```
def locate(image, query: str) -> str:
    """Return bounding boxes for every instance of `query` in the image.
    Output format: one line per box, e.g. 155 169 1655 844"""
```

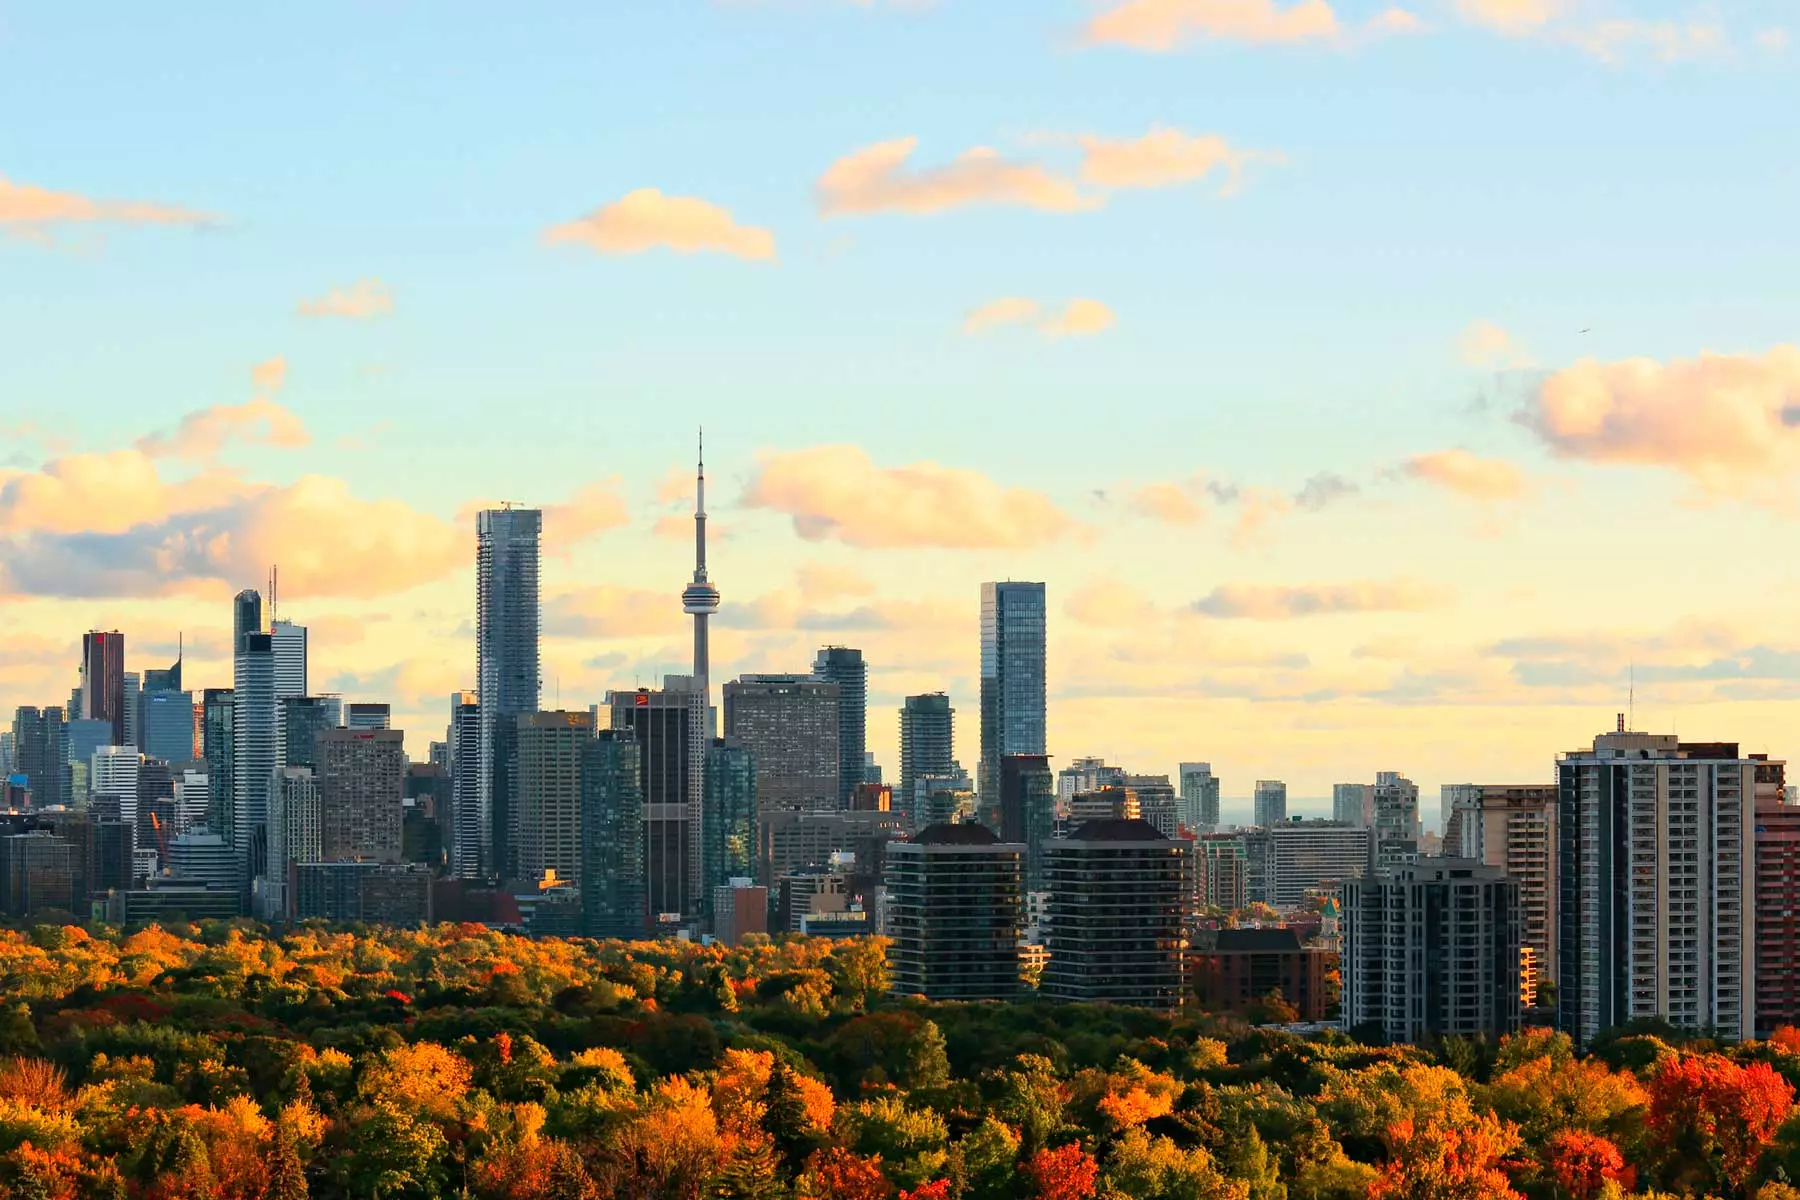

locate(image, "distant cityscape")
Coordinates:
3 440 1797 1050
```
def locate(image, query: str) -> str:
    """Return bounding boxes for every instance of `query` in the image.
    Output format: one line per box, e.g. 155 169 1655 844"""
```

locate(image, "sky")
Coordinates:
3 0 1799 822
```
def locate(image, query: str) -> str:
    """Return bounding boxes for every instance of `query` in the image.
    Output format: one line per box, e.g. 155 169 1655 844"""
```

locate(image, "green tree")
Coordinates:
267 1126 309 1200
827 938 890 1012
344 1102 451 1198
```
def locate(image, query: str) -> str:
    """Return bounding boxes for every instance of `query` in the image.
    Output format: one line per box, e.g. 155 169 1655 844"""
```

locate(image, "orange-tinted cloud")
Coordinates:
1084 0 1341 49
136 399 310 462
0 174 216 235
0 450 248 536
1193 578 1451 618
1457 0 1557 34
1078 127 1275 193
544 585 686 638
544 188 776 260
1401 448 1529 501
963 297 1042 334
744 445 1078 549
1066 581 1160 627
541 480 631 551
817 137 1098 217
1131 481 1205 526
1042 299 1116 338
1562 18 1725 62
1520 345 1800 496
795 562 877 601
965 297 1114 338
297 278 395 320
1460 320 1531 369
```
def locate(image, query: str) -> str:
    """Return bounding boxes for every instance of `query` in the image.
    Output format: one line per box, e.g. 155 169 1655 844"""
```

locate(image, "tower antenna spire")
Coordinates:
682 426 722 709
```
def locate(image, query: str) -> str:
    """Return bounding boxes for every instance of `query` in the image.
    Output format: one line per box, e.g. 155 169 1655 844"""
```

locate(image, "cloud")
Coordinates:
541 480 631 551
1518 345 1800 497
250 356 289 393
136 399 310 462
816 137 1098 217
544 188 776 260
1400 449 1529 501
0 174 216 238
1456 0 1556 34
544 586 685 639
0 450 249 536
1131 480 1205 527
1077 127 1277 193
744 444 1078 549
795 562 877 601
297 278 395 320
1460 320 1531 369
1192 578 1451 619
1294 472 1359 511
1042 299 1116 338
1560 18 1725 62
1757 27 1789 52
1082 0 1342 50
1066 581 1160 627
963 298 1042 335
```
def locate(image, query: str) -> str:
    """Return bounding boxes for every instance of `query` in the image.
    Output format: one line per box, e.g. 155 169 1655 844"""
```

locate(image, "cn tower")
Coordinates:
681 430 721 707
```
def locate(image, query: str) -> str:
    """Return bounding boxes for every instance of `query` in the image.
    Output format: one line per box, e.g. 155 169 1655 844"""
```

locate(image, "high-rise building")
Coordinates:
270 619 308 700
91 747 142 826
1196 834 1249 910
346 702 391 731
232 609 277 892
999 754 1055 892
1069 786 1139 825
166 830 237 893
704 739 757 907
512 711 595 887
140 691 198 766
900 694 954 824
1343 859 1522 1044
723 675 840 813
1556 728 1780 1044
477 506 542 884
609 679 705 924
1179 763 1222 834
1755 792 1800 1038
1124 773 1179 839
447 691 482 879
813 647 866 809
1332 783 1374 827
201 689 233 837
120 672 141 749
11 707 66 810
1267 819 1369 909
1057 757 1127 803
1043 819 1188 1008
277 767 323 871
81 631 127 746
142 646 181 696
1456 784 1557 1004
1253 780 1287 828
886 824 1024 1001
317 728 405 864
234 590 262 645
681 435 721 729
1372 771 1420 870
64 719 113 806
979 582 1046 811
581 730 648 939
0 832 77 917
282 696 343 770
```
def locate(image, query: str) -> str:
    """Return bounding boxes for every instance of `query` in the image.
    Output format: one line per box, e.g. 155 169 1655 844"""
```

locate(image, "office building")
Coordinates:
295 861 432 925
270 618 307 699
0 831 77 916
1267 820 1370 910
80 631 127 745
1069 786 1139 825
11 707 66 810
1372 771 1420 870
447 691 482 879
704 739 757 904
1057 756 1126 803
108 880 241 925
1332 783 1374 828
608 679 705 923
513 711 595 886
1125 773 1179 839
1043 819 1188 1008
172 769 209 831
1253 780 1288 829
139 690 198 766
201 689 233 838
276 767 323 874
1194 928 1334 1021
1343 859 1522 1044
1455 784 1557 1003
913 775 975 831
282 696 343 770
1196 834 1249 910
233 610 277 891
813 647 866 808
1179 763 1222 833
346 702 391 731
91 746 142 826
899 693 954 826
724 675 840 813
317 728 405 863
999 754 1054 891
166 830 237 893
142 648 181 696
760 810 905 887
1556 728 1781 1044
1756 794 1800 1037
63 719 112 807
1241 828 1272 905
886 824 1024 1001
979 581 1047 811
712 879 768 945
120 673 141 749
850 782 891 812
581 730 647 939
477 506 542 883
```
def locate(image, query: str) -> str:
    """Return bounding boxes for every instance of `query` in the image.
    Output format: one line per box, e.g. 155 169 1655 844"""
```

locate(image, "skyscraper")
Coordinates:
90 746 141 826
447 691 482 879
704 738 758 908
512 710 596 886
723 675 840 814
346 703 392 730
1179 763 1222 833
681 433 721 722
1372 771 1420 870
609 680 706 925
281 696 343 770
813 647 866 808
120 672 140 749
318 728 406 863
1457 784 1557 1006
1043 819 1189 1008
232 604 277 896
899 693 954 823
979 582 1046 809
201 689 233 837
80 631 127 746
1253 780 1287 828
1332 783 1374 827
886 824 1025 1001
582 730 647 939
140 691 198 766
477 506 541 883
270 619 308 699
11 707 66 810
999 754 1055 891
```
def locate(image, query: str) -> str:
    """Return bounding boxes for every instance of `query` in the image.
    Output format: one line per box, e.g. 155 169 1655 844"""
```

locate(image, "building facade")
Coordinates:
899 693 954 827
703 739 757 907
281 696 342 771
1253 780 1287 828
979 582 1046 811
814 647 866 809
1267 820 1370 910
1457 784 1557 1002
1332 783 1374 827
1179 763 1222 833
1194 928 1334 1021
80 630 127 746
1043 818 1188 1008
999 753 1055 892
886 823 1024 1001
1755 794 1800 1037
512 710 595 886
581 730 647 939
477 506 542 884
609 679 706 924
1372 771 1421 870
317 728 405 863
232 603 277 892
724 675 840 814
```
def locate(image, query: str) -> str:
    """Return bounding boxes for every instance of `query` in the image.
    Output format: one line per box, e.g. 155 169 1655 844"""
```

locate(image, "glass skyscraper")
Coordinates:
704 738 758 909
979 582 1047 808
900 692 955 829
581 730 647 939
476 507 541 884
812 647 866 808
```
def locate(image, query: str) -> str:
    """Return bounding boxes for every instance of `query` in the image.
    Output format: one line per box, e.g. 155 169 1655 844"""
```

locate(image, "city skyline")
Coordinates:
5 5 1800 797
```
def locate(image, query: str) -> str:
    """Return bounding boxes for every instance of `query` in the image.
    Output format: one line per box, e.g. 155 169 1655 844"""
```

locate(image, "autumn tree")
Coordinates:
1368 1111 1523 1200
1545 1130 1632 1200
1646 1053 1795 1195
1024 1143 1100 1200
802 1147 890 1200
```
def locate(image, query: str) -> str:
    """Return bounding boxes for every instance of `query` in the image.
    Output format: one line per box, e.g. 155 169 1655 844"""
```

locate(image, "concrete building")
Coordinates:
814 647 866 809
91 746 141 826
1343 858 1522 1044
1043 818 1188 1008
317 728 405 863
1125 774 1180 839
1196 833 1250 910
477 506 542 884
1194 928 1335 1021
108 880 241 925
1057 756 1126 803
1267 820 1370 909
712 878 768 945
276 767 323 871
1179 763 1222 834
886 823 1024 1001
295 861 433 925
1000 754 1055 891
979 582 1046 812
581 730 647 939
1755 794 1800 1037
1253 780 1287 829
80 630 127 746
1070 786 1139 825
1372 771 1421 870
0 831 77 916
512 711 595 887
723 675 840 814
1555 728 1782 1044
760 809 904 889
608 678 706 926
899 693 954 828
166 830 237 893
447 691 482 879
1332 783 1374 828
1454 784 1558 1003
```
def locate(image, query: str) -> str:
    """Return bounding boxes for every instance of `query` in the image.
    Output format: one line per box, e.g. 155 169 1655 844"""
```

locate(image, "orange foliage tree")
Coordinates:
1546 1129 1633 1200
1024 1143 1099 1200
1646 1053 1796 1194
1369 1112 1523 1200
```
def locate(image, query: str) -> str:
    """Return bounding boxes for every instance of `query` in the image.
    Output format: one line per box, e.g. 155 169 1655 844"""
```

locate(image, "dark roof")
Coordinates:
1215 928 1305 953
1067 817 1167 842
913 822 1000 846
